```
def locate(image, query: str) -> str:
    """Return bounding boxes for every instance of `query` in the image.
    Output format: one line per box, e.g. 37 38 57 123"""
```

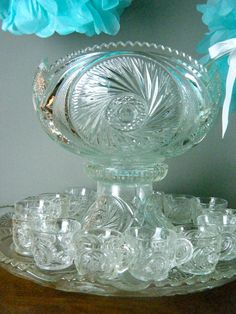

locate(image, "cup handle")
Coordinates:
174 238 193 266
220 232 236 260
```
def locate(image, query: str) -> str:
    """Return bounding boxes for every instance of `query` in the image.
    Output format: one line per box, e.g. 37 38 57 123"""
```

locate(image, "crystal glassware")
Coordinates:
12 214 33 256
31 41 224 292
225 208 236 215
163 194 200 225
144 192 174 229
197 213 236 261
16 194 70 219
197 197 228 211
126 226 193 282
65 187 97 222
31 218 81 270
197 196 228 213
1 209 236 296
33 41 222 232
82 195 135 232
13 195 70 256
38 193 70 218
192 197 228 224
74 228 137 280
13 198 44 256
14 197 42 218
176 225 222 275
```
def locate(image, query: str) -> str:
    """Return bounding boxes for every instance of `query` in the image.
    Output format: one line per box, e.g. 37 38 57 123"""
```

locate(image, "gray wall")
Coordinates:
1 0 236 206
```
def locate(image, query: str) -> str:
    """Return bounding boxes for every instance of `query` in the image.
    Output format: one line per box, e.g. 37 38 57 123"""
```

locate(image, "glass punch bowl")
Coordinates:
32 41 223 229
33 41 221 173
1 41 231 296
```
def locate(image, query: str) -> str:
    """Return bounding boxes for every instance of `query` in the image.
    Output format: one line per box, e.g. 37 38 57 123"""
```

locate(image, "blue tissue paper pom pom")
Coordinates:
197 0 236 110
0 0 132 37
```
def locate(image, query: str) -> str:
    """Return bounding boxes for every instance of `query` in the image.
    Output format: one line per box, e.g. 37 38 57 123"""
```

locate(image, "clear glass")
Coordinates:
65 187 97 221
31 218 81 270
12 215 33 256
33 41 222 229
191 197 228 224
15 194 70 219
226 208 236 215
143 192 174 229
28 41 229 294
73 228 137 280
13 194 71 257
197 196 228 212
176 225 222 275
14 198 41 219
197 213 236 261
125 227 193 282
0 209 236 296
163 194 200 225
38 193 70 218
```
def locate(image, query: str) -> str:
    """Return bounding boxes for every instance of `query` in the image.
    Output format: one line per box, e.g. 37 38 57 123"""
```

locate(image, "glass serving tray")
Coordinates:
0 207 235 297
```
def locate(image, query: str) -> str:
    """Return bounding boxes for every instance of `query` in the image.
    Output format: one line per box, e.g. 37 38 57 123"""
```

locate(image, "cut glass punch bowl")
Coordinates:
33 41 221 174
1 42 234 297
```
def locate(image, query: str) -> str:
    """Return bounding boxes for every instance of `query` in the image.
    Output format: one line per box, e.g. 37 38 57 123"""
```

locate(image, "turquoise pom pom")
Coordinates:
197 0 236 110
0 0 132 37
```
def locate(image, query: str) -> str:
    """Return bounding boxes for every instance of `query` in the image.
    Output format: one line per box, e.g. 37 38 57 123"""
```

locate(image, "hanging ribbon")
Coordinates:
209 38 236 137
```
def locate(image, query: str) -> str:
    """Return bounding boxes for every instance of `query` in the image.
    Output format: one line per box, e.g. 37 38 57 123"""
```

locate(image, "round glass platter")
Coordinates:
0 207 235 297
